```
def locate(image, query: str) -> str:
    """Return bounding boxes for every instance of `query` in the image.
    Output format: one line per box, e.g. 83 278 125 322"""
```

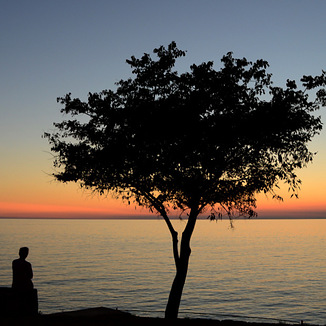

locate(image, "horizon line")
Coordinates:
1 216 326 220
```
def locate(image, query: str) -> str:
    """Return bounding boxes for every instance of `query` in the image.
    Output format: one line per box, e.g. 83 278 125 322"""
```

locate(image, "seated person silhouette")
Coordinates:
12 247 34 290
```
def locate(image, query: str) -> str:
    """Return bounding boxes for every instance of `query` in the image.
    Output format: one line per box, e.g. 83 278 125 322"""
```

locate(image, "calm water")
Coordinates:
0 218 325 324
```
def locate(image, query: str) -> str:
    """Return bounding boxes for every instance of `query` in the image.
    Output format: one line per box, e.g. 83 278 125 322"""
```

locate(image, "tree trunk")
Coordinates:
165 208 198 319
164 239 191 319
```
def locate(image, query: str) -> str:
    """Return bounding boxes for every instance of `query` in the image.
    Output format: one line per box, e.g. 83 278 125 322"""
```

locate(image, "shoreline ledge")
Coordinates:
0 307 315 326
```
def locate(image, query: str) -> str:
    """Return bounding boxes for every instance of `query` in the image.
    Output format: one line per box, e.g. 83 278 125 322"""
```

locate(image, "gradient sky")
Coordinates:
1 0 326 219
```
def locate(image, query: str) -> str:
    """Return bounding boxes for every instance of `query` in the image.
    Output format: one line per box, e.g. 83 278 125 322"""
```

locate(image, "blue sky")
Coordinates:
1 0 326 218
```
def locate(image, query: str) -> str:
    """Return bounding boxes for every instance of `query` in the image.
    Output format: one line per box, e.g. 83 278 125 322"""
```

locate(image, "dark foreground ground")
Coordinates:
0 307 308 326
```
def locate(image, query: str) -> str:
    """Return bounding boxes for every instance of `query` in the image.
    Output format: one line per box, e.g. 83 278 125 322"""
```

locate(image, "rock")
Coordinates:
0 287 38 316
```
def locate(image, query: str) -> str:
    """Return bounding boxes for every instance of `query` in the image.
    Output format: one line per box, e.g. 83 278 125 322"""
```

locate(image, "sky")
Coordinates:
1 0 326 219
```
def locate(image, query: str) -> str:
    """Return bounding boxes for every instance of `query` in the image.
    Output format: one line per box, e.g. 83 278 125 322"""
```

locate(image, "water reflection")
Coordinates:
0 218 325 324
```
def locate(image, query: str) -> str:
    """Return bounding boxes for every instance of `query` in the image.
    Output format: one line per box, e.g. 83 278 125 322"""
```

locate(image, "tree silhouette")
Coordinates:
44 42 325 319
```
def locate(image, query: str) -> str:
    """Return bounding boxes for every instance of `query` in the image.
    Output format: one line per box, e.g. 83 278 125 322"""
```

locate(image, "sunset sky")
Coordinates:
1 0 326 219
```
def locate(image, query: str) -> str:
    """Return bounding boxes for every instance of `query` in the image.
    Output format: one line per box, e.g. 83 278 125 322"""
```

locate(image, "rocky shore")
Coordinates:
0 307 308 326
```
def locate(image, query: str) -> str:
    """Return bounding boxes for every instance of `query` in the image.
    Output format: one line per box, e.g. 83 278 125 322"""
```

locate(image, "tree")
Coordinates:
44 42 325 319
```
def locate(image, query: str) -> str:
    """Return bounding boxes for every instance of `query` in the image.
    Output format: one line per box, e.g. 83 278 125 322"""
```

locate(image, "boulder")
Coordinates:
0 287 38 316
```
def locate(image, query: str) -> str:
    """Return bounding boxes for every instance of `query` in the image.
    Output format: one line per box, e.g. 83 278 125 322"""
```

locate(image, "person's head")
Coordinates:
19 247 29 259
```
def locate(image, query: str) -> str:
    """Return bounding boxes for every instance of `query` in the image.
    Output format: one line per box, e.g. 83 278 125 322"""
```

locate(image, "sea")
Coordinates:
0 218 325 325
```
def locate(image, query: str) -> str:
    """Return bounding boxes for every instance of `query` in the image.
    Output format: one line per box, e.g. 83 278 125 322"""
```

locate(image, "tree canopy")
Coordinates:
45 42 324 219
45 42 325 318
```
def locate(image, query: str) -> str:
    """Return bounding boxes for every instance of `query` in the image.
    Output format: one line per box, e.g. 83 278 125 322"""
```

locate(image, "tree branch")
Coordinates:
134 188 180 267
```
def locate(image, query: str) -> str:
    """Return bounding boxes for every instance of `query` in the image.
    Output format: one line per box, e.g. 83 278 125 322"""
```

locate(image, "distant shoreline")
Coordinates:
1 216 326 220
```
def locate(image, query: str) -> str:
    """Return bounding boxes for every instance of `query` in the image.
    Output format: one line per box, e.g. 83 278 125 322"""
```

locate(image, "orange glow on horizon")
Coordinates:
0 201 150 219
1 199 325 219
